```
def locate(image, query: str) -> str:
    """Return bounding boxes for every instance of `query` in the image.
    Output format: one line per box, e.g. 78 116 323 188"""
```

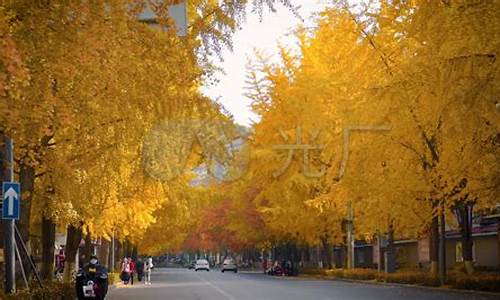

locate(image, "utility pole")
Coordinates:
2 136 15 294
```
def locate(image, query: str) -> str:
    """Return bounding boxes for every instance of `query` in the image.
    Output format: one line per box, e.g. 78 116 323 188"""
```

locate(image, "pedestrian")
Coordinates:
284 260 292 276
128 256 136 285
273 260 283 276
54 248 65 279
287 260 295 276
136 257 144 282
262 258 267 274
121 257 131 284
144 257 154 285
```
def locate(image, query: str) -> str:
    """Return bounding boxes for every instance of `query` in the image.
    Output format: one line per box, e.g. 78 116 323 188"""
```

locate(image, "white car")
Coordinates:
195 259 210 272
221 258 237 273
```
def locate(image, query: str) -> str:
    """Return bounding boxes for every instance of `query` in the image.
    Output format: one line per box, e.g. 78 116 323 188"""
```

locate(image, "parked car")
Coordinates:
174 258 185 265
195 259 210 272
187 261 195 269
221 258 237 273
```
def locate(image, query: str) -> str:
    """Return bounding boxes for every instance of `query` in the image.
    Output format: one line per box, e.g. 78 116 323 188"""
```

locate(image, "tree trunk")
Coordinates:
64 223 82 282
291 242 299 269
19 163 35 279
316 244 322 268
439 206 447 285
41 216 56 280
116 240 123 269
456 203 474 274
127 242 132 258
321 237 333 269
430 214 439 275
99 238 110 269
108 239 114 272
123 239 131 258
300 246 306 268
385 224 396 273
132 245 138 261
497 221 500 269
377 233 383 272
341 245 348 269
121 239 127 258
83 233 93 262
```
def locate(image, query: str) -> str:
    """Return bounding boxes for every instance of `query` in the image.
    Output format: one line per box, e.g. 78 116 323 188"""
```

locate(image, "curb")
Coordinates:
295 274 500 297
108 282 118 292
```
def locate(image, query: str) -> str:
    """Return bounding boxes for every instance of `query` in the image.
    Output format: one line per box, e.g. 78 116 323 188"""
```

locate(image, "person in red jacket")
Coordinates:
128 257 136 285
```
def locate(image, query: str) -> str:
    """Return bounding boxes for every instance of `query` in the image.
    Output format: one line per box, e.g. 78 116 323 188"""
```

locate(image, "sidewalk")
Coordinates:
293 273 500 298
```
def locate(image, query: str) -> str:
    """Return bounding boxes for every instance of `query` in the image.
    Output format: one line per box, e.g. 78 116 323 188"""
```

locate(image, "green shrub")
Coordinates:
300 268 327 276
302 268 500 293
4 281 75 300
474 266 500 273
374 272 386 282
420 274 440 287
344 269 378 280
108 272 119 285
3 272 118 300
324 269 377 280
376 271 440 287
324 269 344 278
449 273 500 293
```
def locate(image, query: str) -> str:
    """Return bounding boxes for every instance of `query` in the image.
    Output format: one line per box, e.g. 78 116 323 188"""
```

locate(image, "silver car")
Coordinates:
221 258 237 273
195 259 210 272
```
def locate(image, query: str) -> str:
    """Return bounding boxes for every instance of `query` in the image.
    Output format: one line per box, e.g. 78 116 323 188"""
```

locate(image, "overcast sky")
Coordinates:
201 1 330 126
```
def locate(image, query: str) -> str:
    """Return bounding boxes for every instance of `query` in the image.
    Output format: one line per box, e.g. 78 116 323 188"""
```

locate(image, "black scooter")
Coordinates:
75 263 109 300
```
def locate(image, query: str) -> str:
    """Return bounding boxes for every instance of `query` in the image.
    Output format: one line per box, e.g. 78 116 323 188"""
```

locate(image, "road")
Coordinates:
107 268 496 300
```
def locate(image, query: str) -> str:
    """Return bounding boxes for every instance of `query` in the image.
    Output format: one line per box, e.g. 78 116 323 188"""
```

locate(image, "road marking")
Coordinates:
195 274 236 300
117 282 211 289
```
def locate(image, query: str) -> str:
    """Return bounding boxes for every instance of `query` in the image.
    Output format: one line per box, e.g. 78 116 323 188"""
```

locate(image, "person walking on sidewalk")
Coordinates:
136 257 144 282
144 257 154 285
121 257 131 284
128 256 136 285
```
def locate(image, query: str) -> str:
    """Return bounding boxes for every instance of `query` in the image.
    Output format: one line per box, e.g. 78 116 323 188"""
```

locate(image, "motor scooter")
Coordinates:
75 264 109 299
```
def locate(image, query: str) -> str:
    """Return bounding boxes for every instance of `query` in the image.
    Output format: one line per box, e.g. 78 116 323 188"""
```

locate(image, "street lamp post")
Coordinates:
2 136 15 294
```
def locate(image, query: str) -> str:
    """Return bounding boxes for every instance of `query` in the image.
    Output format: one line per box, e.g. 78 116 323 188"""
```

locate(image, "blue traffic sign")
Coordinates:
2 182 20 220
